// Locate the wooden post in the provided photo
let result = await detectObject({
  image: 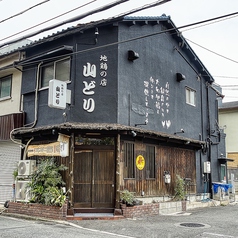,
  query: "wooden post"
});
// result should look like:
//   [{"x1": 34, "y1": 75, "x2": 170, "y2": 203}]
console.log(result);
[
  {"x1": 70, "y1": 133, "x2": 75, "y2": 207},
  {"x1": 116, "y1": 134, "x2": 121, "y2": 209}
]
